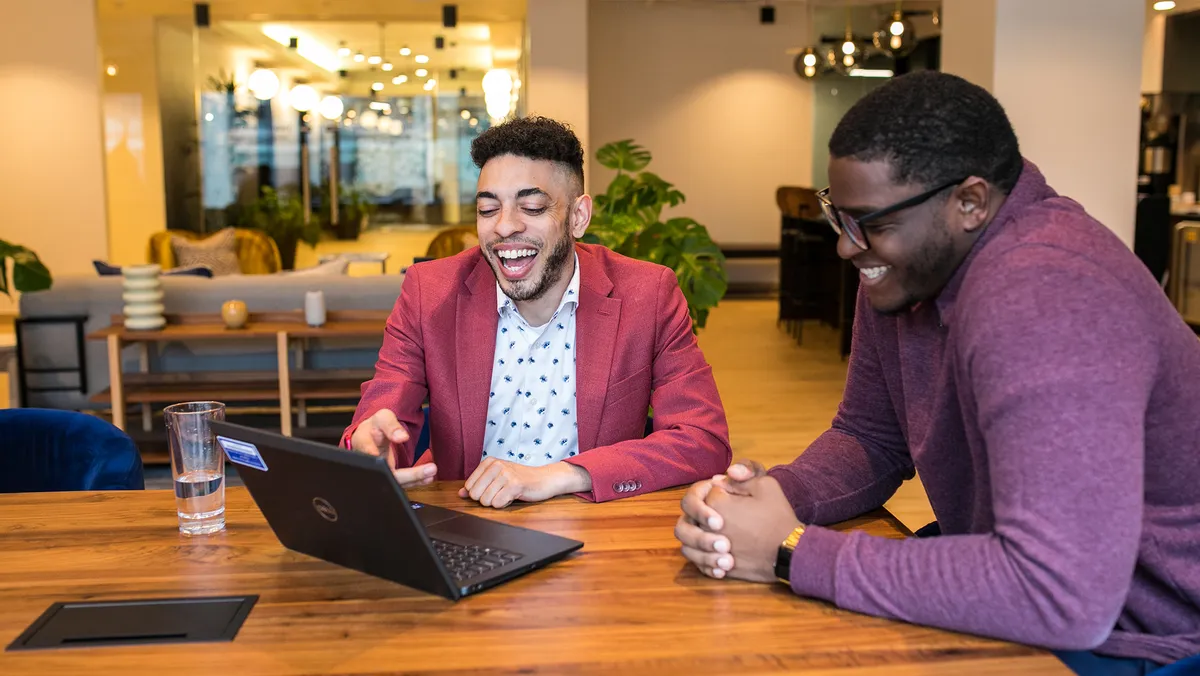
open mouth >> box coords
[858,265,892,286]
[495,247,539,280]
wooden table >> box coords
[87,310,387,435]
[0,485,1066,674]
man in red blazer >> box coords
[343,116,731,507]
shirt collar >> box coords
[496,252,581,320]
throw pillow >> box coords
[280,257,351,276]
[93,260,214,278]
[170,228,241,276]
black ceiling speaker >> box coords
[760,5,775,24]
[288,36,299,50]
[443,4,458,29]
[435,36,445,50]
[194,2,210,28]
[449,69,458,79]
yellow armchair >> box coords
[148,228,282,274]
[424,226,479,259]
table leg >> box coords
[295,338,307,428]
[107,335,125,430]
[139,343,151,432]
[277,332,292,436]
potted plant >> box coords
[245,186,321,270]
[320,182,377,241]
[0,239,52,297]
[583,140,728,331]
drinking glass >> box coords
[164,401,227,535]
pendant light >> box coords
[873,1,916,58]
[840,8,860,71]
[792,1,820,80]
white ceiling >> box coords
[98,0,528,22]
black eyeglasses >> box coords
[817,177,967,251]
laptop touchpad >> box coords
[410,502,460,528]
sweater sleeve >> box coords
[768,290,915,525]
[785,248,1154,651]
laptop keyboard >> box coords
[431,538,524,582]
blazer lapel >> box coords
[456,258,499,476]
[574,247,620,452]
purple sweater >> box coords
[769,161,1200,664]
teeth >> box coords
[497,249,536,260]
[861,266,890,280]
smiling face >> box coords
[476,154,591,304]
[828,157,991,314]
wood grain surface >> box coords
[0,485,1066,674]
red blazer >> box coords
[343,243,731,502]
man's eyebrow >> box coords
[516,187,548,199]
[476,190,497,201]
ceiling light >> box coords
[415,54,430,64]
[793,47,819,80]
[368,55,382,65]
[359,109,378,129]
[873,7,915,58]
[261,24,339,72]
[248,68,280,100]
[369,101,391,111]
[346,109,356,118]
[392,75,407,85]
[415,68,428,77]
[848,68,894,78]
[469,117,478,127]
[372,81,384,91]
[354,52,365,62]
[318,96,344,120]
[289,84,319,111]
[461,109,471,119]
[337,42,350,57]
[381,62,393,71]
[1154,1,1176,9]
[204,112,214,122]
[423,79,436,91]
[105,64,118,77]
[399,46,411,56]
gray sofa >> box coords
[16,273,404,412]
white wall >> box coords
[943,0,1144,246]
[587,1,813,245]
[526,0,590,179]
[0,0,109,314]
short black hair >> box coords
[470,115,585,191]
[829,71,1023,194]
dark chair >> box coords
[0,409,145,492]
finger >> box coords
[680,545,735,577]
[373,409,409,445]
[680,481,723,531]
[393,464,437,487]
[463,458,495,495]
[674,516,731,553]
[468,462,505,502]
[478,471,510,507]
[725,459,767,482]
[491,482,524,509]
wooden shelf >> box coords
[89,369,372,404]
[87,310,388,341]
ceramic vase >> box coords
[122,264,166,331]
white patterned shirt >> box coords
[482,255,581,465]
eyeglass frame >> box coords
[816,177,969,251]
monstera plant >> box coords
[583,140,727,331]
[0,239,52,297]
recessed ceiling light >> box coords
[354,52,365,62]
[381,62,393,71]
[372,82,384,91]
[1154,1,1176,10]
[415,54,430,64]
[368,55,382,65]
[392,75,408,84]
[415,68,428,77]
[399,46,411,56]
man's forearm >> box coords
[768,427,912,525]
[546,461,592,496]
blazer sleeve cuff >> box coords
[562,454,629,502]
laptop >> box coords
[208,421,583,601]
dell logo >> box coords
[312,497,338,522]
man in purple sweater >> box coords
[675,71,1200,674]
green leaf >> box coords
[596,140,652,172]
[0,239,53,297]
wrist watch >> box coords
[774,524,807,584]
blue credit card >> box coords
[217,436,269,472]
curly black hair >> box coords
[470,116,585,191]
[829,71,1023,194]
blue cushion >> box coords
[0,409,144,492]
[93,260,214,278]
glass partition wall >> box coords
[98,9,525,257]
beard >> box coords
[485,215,575,303]
[875,216,961,315]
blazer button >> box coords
[613,482,623,493]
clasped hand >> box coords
[673,460,802,583]
[350,409,588,509]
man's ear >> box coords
[570,194,593,238]
[954,178,990,234]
